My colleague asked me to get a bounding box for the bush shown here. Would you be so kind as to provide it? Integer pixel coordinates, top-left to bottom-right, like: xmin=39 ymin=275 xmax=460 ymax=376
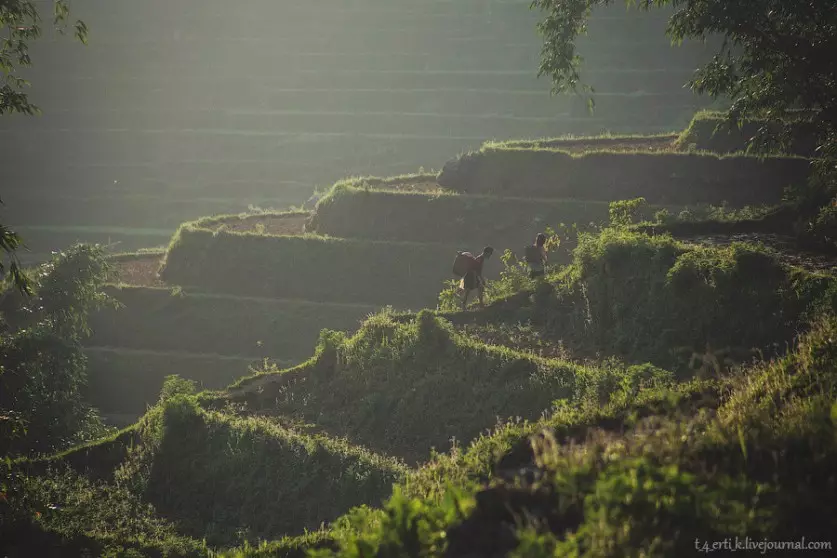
xmin=546 ymin=229 xmax=837 ymax=371
xmin=158 ymin=375 xmax=198 ymax=402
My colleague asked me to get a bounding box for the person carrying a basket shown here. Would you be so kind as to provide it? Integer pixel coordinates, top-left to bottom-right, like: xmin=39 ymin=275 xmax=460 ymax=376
xmin=452 ymin=246 xmax=494 ymax=310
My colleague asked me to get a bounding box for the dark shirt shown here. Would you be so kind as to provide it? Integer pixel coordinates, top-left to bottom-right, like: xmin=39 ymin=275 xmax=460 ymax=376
xmin=469 ymin=254 xmax=485 ymax=275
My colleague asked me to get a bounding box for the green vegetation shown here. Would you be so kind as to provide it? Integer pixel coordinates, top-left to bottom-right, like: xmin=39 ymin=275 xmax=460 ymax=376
xmin=438 ymin=146 xmax=810 ymax=206
xmin=452 ymin=227 xmax=837 ymax=373
xmin=118 ymin=395 xmax=405 ymax=546
xmin=1 ymin=245 xmax=115 ymax=456
xmin=218 ymin=309 xmax=676 ymax=465
xmin=8 ymin=0 xmax=837 ymax=554
xmin=308 ymin=312 xmax=837 ymax=557
xmin=677 ymin=111 xmax=819 ymax=156
xmin=4 ymin=387 xmax=406 ymax=553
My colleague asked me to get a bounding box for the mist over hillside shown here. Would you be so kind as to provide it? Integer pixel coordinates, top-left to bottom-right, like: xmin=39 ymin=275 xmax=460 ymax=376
xmin=0 ymin=0 xmax=714 ymax=260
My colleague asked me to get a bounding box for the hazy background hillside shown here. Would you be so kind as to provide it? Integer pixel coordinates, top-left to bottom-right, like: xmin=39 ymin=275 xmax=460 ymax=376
xmin=1 ymin=0 xmax=715 ymax=261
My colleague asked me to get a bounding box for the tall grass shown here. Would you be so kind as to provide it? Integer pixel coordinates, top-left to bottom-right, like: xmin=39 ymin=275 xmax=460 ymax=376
xmin=220 ymin=310 xmax=678 ymax=465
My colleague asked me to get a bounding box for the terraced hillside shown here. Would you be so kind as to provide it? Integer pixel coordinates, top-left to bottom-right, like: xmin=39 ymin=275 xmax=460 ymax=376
xmin=8 ymin=213 xmax=837 ymax=556
xmin=1 ymin=0 xmax=716 ymax=260
xmin=77 ymin=116 xmax=821 ymax=425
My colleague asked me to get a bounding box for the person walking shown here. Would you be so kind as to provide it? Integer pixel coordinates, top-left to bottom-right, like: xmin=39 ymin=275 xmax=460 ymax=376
xmin=454 ymin=246 xmax=494 ymax=310
xmin=525 ymin=233 xmax=548 ymax=279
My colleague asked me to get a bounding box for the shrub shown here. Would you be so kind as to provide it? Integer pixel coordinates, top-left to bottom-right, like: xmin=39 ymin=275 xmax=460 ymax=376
xmin=541 ymin=229 xmax=836 ymax=371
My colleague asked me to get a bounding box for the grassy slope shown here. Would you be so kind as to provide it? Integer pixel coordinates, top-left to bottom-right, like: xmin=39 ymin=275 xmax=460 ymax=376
xmin=505 ymin=229 xmax=837 ymax=372
xmin=213 ymin=309 xmax=676 ymax=465
xmin=3 ymin=395 xmax=406 ymax=554
xmin=6 ymin=224 xmax=837 ymax=557
xmin=279 ymin=227 xmax=837 ymax=556
xmin=310 ymin=313 xmax=837 ymax=557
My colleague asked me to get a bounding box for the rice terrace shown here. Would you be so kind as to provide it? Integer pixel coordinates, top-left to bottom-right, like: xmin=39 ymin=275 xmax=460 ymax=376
xmin=2 ymin=0 xmax=837 ymax=557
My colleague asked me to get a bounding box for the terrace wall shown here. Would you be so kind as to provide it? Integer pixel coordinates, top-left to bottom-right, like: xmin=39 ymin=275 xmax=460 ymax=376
xmin=678 ymin=113 xmax=820 ymax=156
xmin=2 ymin=0 xmax=715 ymax=255
xmin=438 ymin=149 xmax=811 ymax=206
xmin=311 ymin=186 xmax=615 ymax=247
xmin=160 ymin=227 xmax=460 ymax=308
xmin=88 ymin=286 xmax=373 ymax=360
xmin=84 ymin=348 xmax=253 ymax=415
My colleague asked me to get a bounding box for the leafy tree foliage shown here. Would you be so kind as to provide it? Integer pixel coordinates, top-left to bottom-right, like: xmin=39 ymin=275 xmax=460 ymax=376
xmin=1 ymin=0 xmax=87 ymax=114
xmin=0 ymin=0 xmax=87 ymax=294
xmin=0 ymin=245 xmax=115 ymax=456
xmin=531 ymin=0 xmax=837 ymax=152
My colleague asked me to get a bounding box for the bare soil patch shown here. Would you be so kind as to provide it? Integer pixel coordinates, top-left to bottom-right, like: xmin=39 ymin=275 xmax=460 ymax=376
xmin=111 ymin=255 xmax=166 ymax=287
xmin=536 ymin=134 xmax=678 ymax=153
xmin=379 ymin=181 xmax=445 ymax=193
xmin=209 ymin=213 xmax=310 ymax=235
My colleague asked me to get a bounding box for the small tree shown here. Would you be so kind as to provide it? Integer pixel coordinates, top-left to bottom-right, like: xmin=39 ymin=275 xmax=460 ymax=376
xmin=0 ymin=244 xmax=115 ymax=456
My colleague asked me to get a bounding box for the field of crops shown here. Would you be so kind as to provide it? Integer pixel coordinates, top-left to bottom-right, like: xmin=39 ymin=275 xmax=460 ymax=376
xmin=1 ymin=0 xmax=715 ymax=259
